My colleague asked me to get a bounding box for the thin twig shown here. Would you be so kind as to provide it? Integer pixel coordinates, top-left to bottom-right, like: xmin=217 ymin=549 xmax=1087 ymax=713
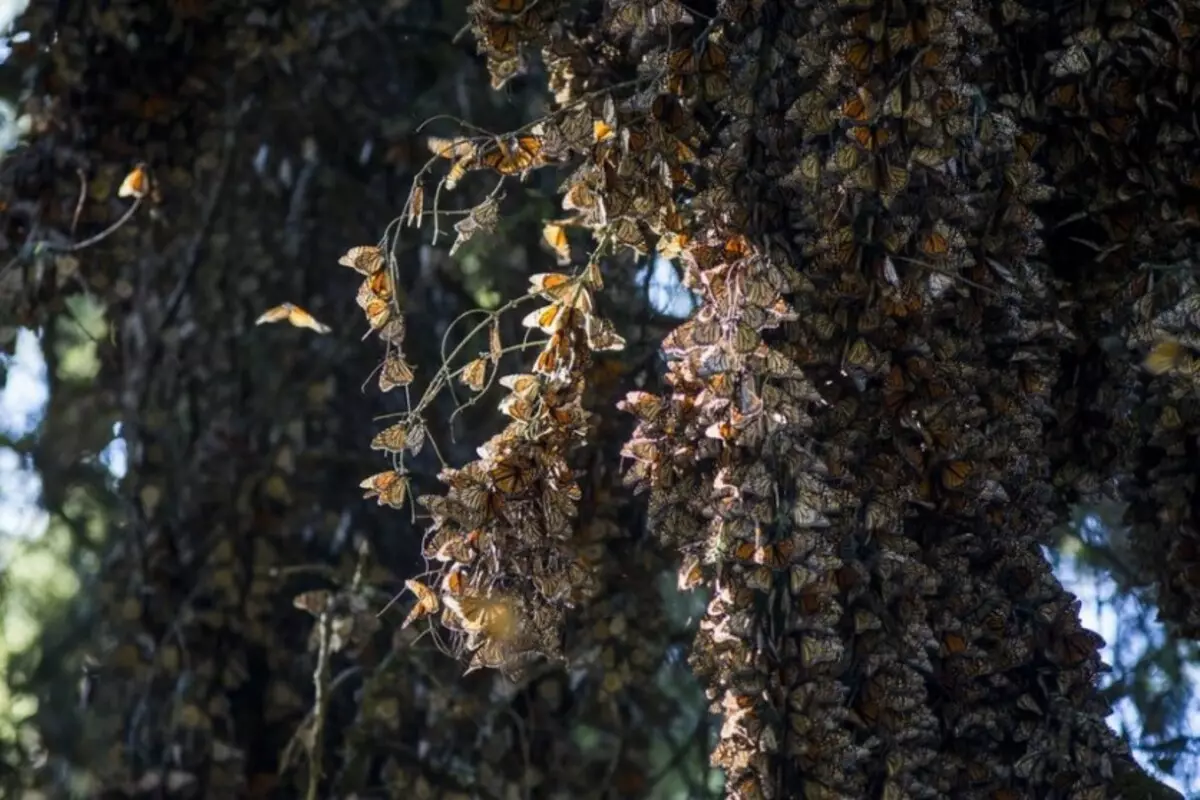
xmin=70 ymin=168 xmax=87 ymax=238
xmin=306 ymin=608 xmax=332 ymax=800
xmin=44 ymin=195 xmax=142 ymax=254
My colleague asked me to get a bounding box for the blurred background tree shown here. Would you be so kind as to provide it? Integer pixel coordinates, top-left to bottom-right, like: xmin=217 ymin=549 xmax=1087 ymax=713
xmin=0 ymin=0 xmax=1196 ymax=798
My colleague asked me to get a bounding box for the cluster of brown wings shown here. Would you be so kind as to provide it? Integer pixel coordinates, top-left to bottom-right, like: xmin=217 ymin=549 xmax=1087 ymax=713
xmin=346 ymin=0 xmax=1200 ymax=797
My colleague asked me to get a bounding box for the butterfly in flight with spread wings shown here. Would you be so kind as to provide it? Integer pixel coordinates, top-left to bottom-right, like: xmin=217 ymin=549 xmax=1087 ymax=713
xmin=255 ymin=302 xmax=332 ymax=334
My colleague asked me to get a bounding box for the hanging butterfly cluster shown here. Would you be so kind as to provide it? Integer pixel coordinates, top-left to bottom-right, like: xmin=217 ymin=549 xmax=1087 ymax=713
xmin=458 ymin=0 xmax=1135 ymax=798
xmin=1020 ymin=0 xmax=1200 ymax=639
xmin=347 ymin=231 xmax=629 ymax=673
xmin=413 ymin=269 xmax=627 ymax=673
xmin=1122 ymin=277 xmax=1200 ymax=637
xmin=468 ymin=0 xmax=560 ymax=89
xmin=352 ymin=0 xmax=1194 ymax=794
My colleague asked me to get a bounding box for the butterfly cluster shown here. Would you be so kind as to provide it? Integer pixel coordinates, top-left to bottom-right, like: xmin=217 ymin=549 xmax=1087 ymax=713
xmin=1024 ymin=0 xmax=1200 ymax=642
xmin=521 ymin=0 xmax=1129 ymax=797
xmin=362 ymin=0 xmax=1184 ymax=793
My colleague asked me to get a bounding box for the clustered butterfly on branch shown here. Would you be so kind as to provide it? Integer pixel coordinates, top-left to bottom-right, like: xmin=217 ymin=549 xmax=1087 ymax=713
xmin=341 ymin=91 xmax=638 ymax=671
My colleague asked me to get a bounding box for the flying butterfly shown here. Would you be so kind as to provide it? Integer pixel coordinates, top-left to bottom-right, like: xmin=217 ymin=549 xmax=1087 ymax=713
xmin=542 ymin=221 xmax=571 ymax=264
xmin=427 ymin=136 xmax=479 ymax=189
xmin=255 ymin=302 xmax=332 ymax=334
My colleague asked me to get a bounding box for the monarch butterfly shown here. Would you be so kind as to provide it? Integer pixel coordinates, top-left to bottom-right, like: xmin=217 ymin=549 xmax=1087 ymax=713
xmin=293 ymin=589 xmax=332 ymax=615
xmin=489 ymin=0 xmax=526 ymax=12
xmin=441 ymin=565 xmax=467 ymax=597
xmin=401 ymin=580 xmax=440 ymax=629
xmin=500 ymin=373 xmax=541 ymax=401
xmin=618 ymin=390 xmax=664 ymax=422
xmin=791 ymin=90 xmax=837 ymax=136
xmin=841 ymin=91 xmax=871 ymax=122
xmin=799 ymin=635 xmax=843 ymax=668
xmin=460 ymin=357 xmax=488 ymax=391
xmin=367 ymin=268 xmax=393 ymax=302
xmin=844 ymin=338 xmax=876 ymax=372
xmin=360 ymin=470 xmax=410 ymax=509
xmin=849 ymin=124 xmax=890 ymax=151
xmin=540 ymin=221 xmax=571 ymax=266
xmin=942 ymin=631 xmax=968 ymax=655
xmin=1014 ymin=132 xmax=1044 ymax=162
xmin=733 ymin=321 xmax=760 ymax=353
xmin=1054 ymin=629 xmax=1104 ymax=665
xmin=522 ymin=303 xmax=569 ymax=334
xmin=489 ymin=457 xmax=535 ymax=494
xmin=499 ymin=394 xmax=536 ymax=422
xmin=827 ymin=142 xmax=861 ymax=173
xmin=255 ymin=302 xmax=332 ymax=334
xmin=379 ymin=352 xmax=414 ymax=392
xmin=584 ymin=313 xmax=627 ymax=352
xmin=482 ymin=21 xmax=519 ymax=55
xmin=371 ymin=421 xmax=409 ymax=452
xmin=118 ymin=164 xmax=150 ymax=199
xmin=563 ymin=181 xmax=600 ymax=213
xmin=609 ymin=218 xmax=648 ymax=252
xmin=920 ymin=45 xmax=946 ymax=69
xmin=1143 ymin=340 xmax=1189 ymax=375
xmin=488 ymin=321 xmax=503 ymax=363
xmin=480 ymin=135 xmax=544 ymax=175
xmin=1049 ymin=44 xmax=1089 ymax=77
xmin=608 ymin=2 xmax=646 ymax=34
xmin=529 ymin=272 xmax=584 ymax=306
xmin=379 ymin=316 xmax=407 ymax=347
xmin=677 ymin=557 xmax=704 ymax=591
xmin=487 ymin=56 xmax=522 ymax=90
xmin=940 ymin=460 xmax=973 ymax=491
xmin=920 ymin=230 xmax=950 ymax=257
xmin=406 ymin=183 xmax=424 ymax=227
xmin=339 ymin=245 xmax=385 ymax=275
xmin=668 ymin=47 xmax=697 ymax=75
xmin=1045 ymin=81 xmax=1079 ymax=109
xmin=427 ymin=136 xmax=477 ymax=161
xmin=363 ymin=297 xmax=392 ymax=330
xmin=1095 ymin=114 xmax=1132 ymax=142
xmin=443 ymin=592 xmax=520 ymax=641
xmin=426 ymin=527 xmax=476 ymax=563
xmin=841 ymin=39 xmax=873 ymax=73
